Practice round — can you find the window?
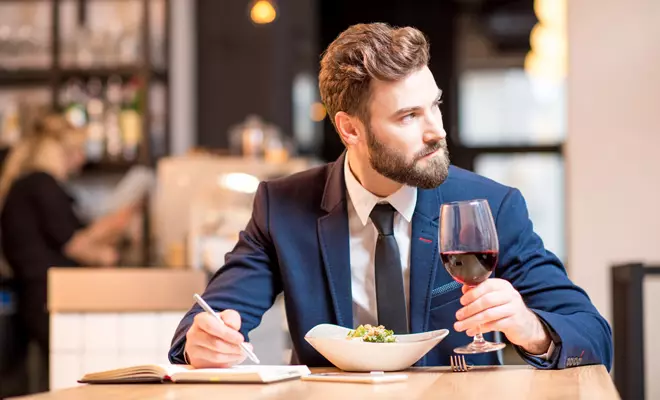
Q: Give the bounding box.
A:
[475,153,564,260]
[456,68,566,261]
[459,69,566,146]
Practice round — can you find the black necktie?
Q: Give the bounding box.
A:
[370,203,409,334]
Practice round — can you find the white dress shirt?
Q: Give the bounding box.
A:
[343,155,417,328]
[342,155,554,359]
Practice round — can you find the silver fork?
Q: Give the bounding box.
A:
[450,355,471,372]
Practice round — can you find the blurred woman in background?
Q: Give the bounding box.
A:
[0,113,139,393]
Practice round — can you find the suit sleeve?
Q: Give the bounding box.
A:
[495,188,613,371]
[168,182,283,364]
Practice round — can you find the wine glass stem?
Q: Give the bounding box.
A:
[473,325,486,346]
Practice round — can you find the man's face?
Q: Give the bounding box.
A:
[363,66,449,189]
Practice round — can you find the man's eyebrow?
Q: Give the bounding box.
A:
[391,89,443,117]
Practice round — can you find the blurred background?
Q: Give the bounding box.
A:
[0,0,657,399]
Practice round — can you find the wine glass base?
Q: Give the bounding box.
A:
[453,341,506,354]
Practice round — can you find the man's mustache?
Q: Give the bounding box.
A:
[415,140,447,160]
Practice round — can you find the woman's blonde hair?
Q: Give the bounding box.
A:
[0,113,86,201]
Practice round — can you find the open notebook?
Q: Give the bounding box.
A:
[79,364,311,384]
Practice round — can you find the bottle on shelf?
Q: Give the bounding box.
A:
[0,100,20,147]
[104,75,124,161]
[119,77,143,162]
[59,74,148,167]
[85,78,105,162]
[63,79,88,129]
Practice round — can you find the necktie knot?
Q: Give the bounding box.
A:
[370,203,395,236]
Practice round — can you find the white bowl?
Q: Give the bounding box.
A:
[304,324,449,372]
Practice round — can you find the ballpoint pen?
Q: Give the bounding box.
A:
[193,293,261,364]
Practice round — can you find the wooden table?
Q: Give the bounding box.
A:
[11,365,619,400]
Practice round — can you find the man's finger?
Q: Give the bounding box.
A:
[195,313,245,344]
[189,342,242,359]
[207,352,245,365]
[188,345,245,368]
[466,317,513,336]
[456,290,509,321]
[454,304,515,332]
[460,280,495,305]
[460,278,509,306]
[220,309,242,331]
[196,335,244,355]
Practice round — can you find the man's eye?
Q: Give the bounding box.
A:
[402,113,415,122]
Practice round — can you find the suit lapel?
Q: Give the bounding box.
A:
[317,152,353,328]
[409,186,453,333]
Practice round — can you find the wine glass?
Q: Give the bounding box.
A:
[439,199,506,354]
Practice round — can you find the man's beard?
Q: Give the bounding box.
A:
[366,127,450,189]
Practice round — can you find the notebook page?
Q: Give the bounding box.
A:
[162,364,196,377]
[170,365,311,382]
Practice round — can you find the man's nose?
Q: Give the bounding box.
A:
[423,114,446,142]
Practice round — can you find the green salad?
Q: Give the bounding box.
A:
[346,324,397,343]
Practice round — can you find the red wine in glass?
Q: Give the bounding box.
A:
[440,250,498,286]
[439,199,506,354]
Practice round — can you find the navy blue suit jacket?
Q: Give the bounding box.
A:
[169,153,613,370]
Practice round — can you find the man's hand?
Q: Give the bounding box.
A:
[454,278,551,355]
[184,309,253,368]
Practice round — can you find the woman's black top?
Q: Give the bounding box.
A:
[1,171,83,281]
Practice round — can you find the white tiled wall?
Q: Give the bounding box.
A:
[50,353,82,390]
[50,299,291,390]
[49,311,186,390]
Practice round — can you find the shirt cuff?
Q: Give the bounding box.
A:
[523,340,555,360]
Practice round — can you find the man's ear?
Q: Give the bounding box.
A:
[334,111,362,146]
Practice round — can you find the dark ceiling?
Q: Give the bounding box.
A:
[457,0,537,53]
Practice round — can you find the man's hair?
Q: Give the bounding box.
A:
[319,22,430,130]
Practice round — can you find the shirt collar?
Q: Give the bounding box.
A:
[343,153,417,226]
